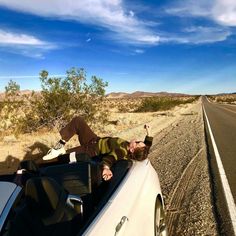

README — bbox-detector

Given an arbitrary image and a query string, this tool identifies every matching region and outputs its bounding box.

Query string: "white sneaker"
[43,147,66,160]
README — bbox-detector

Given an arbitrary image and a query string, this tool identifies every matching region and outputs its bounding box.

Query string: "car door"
[83,160,161,236]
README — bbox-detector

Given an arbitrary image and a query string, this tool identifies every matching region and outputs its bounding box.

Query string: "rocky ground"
[148,101,218,236]
[0,99,219,235]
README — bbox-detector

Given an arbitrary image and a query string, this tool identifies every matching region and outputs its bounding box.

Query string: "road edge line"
[203,105,236,235]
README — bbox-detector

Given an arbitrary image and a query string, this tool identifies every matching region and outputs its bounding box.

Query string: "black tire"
[154,195,168,236]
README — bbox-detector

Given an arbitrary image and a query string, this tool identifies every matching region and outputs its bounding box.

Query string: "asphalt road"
[202,96,236,235]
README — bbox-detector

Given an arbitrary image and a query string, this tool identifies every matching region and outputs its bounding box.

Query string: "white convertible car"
[0,154,167,236]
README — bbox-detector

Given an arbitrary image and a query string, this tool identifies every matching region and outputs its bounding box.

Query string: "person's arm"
[144,124,153,156]
[144,124,153,144]
[100,153,116,181]
[101,147,128,181]
[144,124,152,137]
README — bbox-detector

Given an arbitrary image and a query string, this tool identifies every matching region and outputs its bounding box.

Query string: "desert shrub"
[19,68,108,132]
[117,100,131,112]
[206,95,215,102]
[216,96,236,103]
[117,98,141,112]
[1,68,108,133]
[135,96,197,112]
[225,98,236,103]
[0,101,3,110]
[207,94,236,104]
[0,80,24,133]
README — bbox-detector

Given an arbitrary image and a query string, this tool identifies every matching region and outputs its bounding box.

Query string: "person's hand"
[144,124,151,136]
[102,166,113,181]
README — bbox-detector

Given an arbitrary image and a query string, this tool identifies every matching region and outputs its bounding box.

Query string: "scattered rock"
[149,102,218,235]
[3,135,18,143]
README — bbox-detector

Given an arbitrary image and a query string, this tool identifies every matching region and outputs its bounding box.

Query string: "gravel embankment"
[149,102,218,236]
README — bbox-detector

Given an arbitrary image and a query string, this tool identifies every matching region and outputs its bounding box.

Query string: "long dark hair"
[129,146,149,161]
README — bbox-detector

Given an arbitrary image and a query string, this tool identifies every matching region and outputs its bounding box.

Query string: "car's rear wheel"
[155,195,168,236]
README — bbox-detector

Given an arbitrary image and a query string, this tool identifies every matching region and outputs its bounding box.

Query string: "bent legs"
[60,116,99,146]
[42,116,98,161]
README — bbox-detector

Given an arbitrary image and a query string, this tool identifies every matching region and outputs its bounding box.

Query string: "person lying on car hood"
[43,116,153,181]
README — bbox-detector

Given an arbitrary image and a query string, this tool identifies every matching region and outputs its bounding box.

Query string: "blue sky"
[0,0,236,95]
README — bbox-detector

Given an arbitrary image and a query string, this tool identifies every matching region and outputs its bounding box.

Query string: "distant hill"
[216,92,236,96]
[0,90,38,101]
[106,91,189,98]
[0,90,190,101]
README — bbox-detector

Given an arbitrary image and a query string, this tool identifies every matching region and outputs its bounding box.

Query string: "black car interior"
[0,154,133,236]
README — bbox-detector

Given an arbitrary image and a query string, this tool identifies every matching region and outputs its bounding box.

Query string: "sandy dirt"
[0,99,218,235]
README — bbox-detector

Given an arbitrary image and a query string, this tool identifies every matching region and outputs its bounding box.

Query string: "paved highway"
[202,96,236,235]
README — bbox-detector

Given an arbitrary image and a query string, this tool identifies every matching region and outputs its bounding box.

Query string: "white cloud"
[134,49,144,54]
[0,0,160,45]
[0,29,49,46]
[0,29,56,58]
[184,26,231,43]
[166,0,236,27]
[129,11,134,17]
[160,26,231,44]
[86,38,91,42]
[213,0,236,26]
[1,0,233,47]
[163,0,235,44]
[165,0,212,18]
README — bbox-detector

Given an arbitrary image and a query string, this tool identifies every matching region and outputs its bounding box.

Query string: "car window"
[0,190,24,236]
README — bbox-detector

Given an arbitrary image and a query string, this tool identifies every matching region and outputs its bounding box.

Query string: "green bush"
[216,97,236,103]
[1,67,108,133]
[135,97,197,112]
[0,80,24,134]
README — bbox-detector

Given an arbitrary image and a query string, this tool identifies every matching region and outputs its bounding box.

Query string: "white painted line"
[203,105,236,235]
